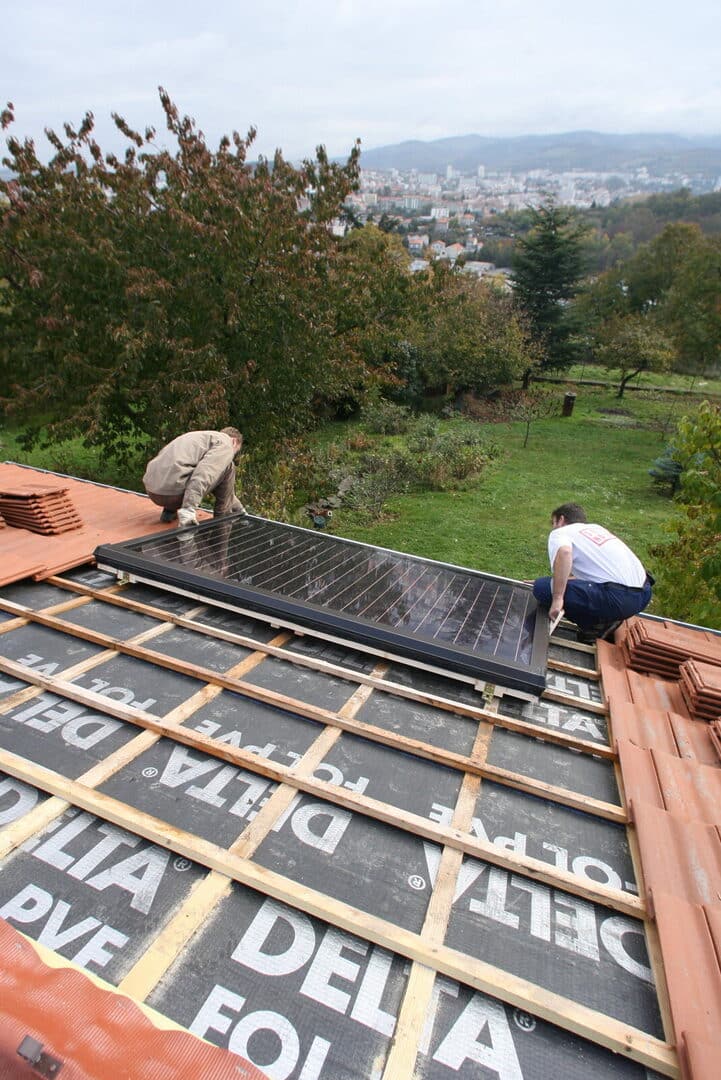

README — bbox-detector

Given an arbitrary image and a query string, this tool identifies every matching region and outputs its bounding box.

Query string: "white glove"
[177,507,198,528]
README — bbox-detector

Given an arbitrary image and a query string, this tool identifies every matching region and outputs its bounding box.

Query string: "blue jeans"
[532,577,652,630]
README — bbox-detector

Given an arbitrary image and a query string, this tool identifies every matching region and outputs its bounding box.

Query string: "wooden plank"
[383,724,488,1078]
[0,747,677,1077]
[542,687,607,716]
[116,664,384,1001]
[0,605,620,811]
[548,657,600,680]
[0,656,634,910]
[550,635,597,655]
[0,637,287,860]
[47,577,614,760]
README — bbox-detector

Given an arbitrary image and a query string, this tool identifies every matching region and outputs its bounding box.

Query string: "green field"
[2,385,703,611]
[327,389,684,589]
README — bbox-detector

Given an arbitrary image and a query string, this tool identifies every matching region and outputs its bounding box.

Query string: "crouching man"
[532,502,652,643]
[143,427,246,527]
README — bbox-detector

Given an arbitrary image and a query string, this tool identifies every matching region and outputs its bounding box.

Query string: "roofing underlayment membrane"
[0,462,720,1080]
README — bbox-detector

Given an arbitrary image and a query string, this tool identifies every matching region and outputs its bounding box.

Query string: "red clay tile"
[680,1032,721,1080]
[608,701,680,756]
[0,463,211,586]
[651,749,721,826]
[596,639,633,706]
[652,891,721,1060]
[710,722,721,765]
[670,712,721,766]
[630,801,721,912]
[624,616,721,678]
[616,738,664,810]
[626,668,689,715]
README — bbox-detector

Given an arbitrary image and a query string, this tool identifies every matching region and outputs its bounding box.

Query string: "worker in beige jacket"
[143,427,246,526]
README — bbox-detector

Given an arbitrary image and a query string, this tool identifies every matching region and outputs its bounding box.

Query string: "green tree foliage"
[409,264,537,396]
[662,234,721,374]
[578,223,721,378]
[593,313,674,397]
[511,201,587,383]
[650,402,721,628]
[0,93,399,459]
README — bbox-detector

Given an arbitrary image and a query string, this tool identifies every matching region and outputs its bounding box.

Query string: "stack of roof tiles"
[0,512,5,529]
[0,483,83,535]
[680,659,721,722]
[617,616,721,679]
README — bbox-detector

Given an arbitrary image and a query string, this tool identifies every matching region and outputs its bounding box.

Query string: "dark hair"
[551,502,587,524]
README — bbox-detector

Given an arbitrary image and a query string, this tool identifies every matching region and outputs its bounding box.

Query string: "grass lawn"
[553,363,721,396]
[325,387,692,593]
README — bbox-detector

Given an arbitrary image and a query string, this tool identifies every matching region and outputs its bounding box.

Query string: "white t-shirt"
[548,522,647,587]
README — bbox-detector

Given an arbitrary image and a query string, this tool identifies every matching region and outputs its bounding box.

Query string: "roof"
[0,462,212,587]
[0,466,720,1080]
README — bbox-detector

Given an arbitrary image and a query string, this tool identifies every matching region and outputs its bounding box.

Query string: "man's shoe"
[159,509,177,523]
[598,619,623,642]
[576,620,623,645]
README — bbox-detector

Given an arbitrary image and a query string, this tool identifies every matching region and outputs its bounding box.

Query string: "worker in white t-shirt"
[532,502,652,643]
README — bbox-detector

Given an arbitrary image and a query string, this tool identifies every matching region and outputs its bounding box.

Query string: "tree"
[408,264,537,397]
[511,200,587,385]
[650,402,721,628]
[662,234,721,375]
[0,92,385,460]
[593,313,674,397]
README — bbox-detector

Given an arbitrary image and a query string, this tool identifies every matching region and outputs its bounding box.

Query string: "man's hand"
[177,507,198,528]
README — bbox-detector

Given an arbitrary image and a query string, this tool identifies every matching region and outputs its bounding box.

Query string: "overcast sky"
[3,1,720,164]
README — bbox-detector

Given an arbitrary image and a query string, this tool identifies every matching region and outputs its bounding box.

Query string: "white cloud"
[2,0,719,162]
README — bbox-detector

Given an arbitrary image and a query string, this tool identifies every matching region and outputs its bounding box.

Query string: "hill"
[359,131,721,176]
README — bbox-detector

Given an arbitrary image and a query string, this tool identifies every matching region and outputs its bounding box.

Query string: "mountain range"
[358,132,721,175]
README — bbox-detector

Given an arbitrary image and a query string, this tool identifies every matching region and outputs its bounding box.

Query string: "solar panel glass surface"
[96,516,548,693]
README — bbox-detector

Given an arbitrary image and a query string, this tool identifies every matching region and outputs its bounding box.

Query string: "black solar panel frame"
[95,516,548,694]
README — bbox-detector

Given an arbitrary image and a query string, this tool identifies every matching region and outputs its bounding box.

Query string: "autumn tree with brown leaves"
[0,91,392,459]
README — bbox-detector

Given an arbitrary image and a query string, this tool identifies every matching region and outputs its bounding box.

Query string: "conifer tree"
[512,201,587,386]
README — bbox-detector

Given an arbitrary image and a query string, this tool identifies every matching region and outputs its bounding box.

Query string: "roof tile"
[0,463,211,586]
[630,800,721,911]
[652,891,721,1075]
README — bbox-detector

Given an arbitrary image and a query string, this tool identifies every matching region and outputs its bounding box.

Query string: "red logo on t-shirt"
[579,527,614,546]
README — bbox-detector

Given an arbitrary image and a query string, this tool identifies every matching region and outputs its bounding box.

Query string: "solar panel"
[95,516,548,694]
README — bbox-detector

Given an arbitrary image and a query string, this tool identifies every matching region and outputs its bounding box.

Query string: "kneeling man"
[143,427,246,527]
[533,502,652,643]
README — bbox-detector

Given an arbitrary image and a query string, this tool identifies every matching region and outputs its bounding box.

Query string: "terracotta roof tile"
[620,738,721,825]
[0,463,211,586]
[608,700,680,756]
[622,616,721,678]
[596,638,632,705]
[710,721,721,764]
[652,891,721,1078]
[680,659,721,722]
[616,737,664,808]
[669,712,721,766]
[680,1032,721,1080]
[630,800,721,911]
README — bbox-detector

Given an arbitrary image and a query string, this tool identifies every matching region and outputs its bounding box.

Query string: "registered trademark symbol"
[513,1010,536,1032]
[173,858,192,872]
[408,874,426,891]
[141,767,158,778]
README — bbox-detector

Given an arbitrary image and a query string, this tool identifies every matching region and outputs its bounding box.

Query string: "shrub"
[649,446,683,495]
[361,399,413,435]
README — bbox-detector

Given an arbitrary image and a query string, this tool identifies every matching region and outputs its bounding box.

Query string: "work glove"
[177,507,198,528]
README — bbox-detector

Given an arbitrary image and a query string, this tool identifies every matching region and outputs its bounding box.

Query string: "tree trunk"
[617,367,644,398]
